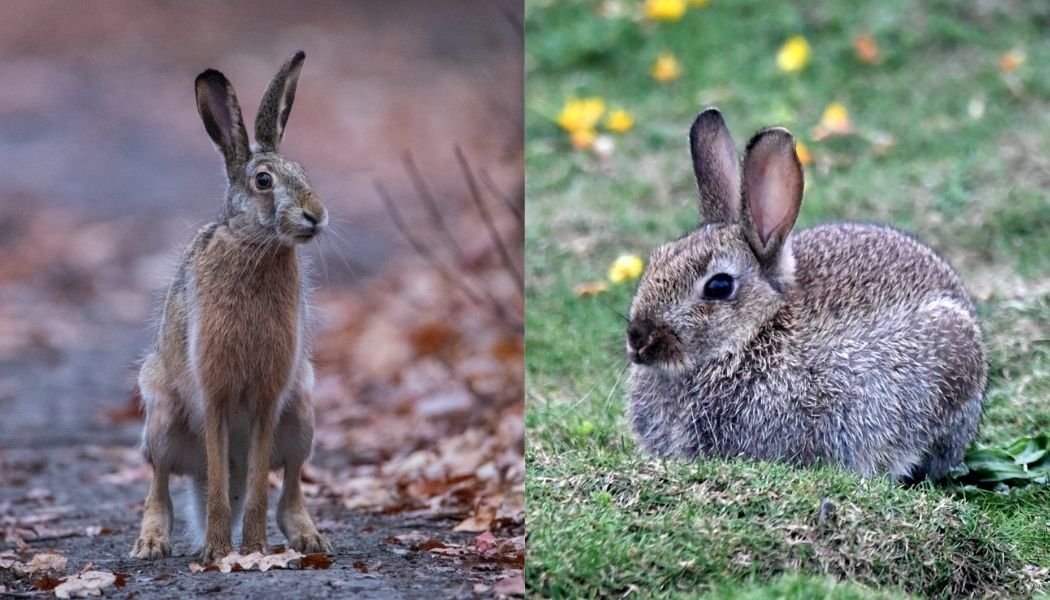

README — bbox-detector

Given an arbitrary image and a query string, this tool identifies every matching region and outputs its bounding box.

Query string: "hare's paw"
[240,541,269,555]
[289,531,332,554]
[130,534,171,559]
[200,541,233,564]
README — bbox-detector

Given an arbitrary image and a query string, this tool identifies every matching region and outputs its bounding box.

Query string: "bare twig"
[479,167,523,225]
[376,181,523,333]
[402,152,469,259]
[454,146,524,296]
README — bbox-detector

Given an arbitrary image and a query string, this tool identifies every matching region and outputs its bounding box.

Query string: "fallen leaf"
[776,36,810,73]
[54,570,116,599]
[32,573,64,591]
[257,549,303,572]
[475,531,497,552]
[853,34,880,64]
[299,553,333,570]
[5,551,67,575]
[493,572,525,596]
[574,281,608,297]
[812,102,852,140]
[999,49,1025,73]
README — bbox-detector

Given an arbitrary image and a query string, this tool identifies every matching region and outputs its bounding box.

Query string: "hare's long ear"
[690,108,741,224]
[741,127,803,265]
[255,51,305,153]
[196,69,250,177]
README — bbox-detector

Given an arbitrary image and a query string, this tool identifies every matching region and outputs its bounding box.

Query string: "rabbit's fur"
[131,52,332,562]
[626,109,985,482]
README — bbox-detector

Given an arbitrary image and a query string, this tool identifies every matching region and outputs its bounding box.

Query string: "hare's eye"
[255,172,273,190]
[702,273,734,300]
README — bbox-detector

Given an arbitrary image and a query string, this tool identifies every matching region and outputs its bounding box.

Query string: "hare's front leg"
[201,401,233,563]
[130,467,173,559]
[275,388,331,554]
[240,405,276,554]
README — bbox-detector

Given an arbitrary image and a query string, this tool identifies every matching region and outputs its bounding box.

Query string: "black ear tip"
[291,50,306,65]
[195,68,227,87]
[690,107,728,140]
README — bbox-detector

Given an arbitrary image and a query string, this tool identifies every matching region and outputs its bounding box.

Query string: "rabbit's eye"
[255,172,273,190]
[702,273,734,300]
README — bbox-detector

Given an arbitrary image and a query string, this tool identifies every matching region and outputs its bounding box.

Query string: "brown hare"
[131,51,332,562]
[626,108,986,482]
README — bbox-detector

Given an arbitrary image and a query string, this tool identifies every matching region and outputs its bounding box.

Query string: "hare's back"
[789,223,974,319]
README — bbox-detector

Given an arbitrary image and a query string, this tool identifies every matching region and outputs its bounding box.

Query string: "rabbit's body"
[132,53,331,562]
[629,223,984,479]
[626,110,985,481]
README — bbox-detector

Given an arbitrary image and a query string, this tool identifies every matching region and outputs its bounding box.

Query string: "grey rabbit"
[626,108,985,481]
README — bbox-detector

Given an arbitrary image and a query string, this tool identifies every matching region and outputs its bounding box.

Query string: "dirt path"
[1,2,523,598]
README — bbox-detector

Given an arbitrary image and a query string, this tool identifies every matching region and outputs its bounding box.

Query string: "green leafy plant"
[949,434,1050,490]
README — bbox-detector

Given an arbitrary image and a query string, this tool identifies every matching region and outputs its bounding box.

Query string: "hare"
[626,108,986,482]
[130,51,332,562]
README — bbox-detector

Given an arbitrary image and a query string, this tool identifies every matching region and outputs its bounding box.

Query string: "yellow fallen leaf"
[605,109,634,133]
[569,128,597,150]
[651,53,682,82]
[608,254,644,284]
[574,281,609,296]
[813,102,852,139]
[776,36,810,73]
[999,49,1025,73]
[795,140,812,166]
[556,97,606,134]
[853,34,880,64]
[644,0,686,21]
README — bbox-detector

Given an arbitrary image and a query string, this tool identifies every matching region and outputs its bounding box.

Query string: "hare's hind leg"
[131,467,173,559]
[274,382,332,554]
[131,360,178,559]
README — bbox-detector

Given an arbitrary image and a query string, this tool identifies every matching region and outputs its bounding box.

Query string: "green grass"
[525,1,1050,597]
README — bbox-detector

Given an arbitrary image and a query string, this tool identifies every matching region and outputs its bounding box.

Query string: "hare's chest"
[187,270,304,394]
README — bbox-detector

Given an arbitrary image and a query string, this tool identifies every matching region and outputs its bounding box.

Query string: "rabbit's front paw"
[289,532,332,554]
[130,534,171,559]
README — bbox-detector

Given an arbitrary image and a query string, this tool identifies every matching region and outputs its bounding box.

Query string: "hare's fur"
[131,53,331,561]
[626,110,985,481]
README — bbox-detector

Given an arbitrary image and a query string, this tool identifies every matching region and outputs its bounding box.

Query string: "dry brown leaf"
[31,573,64,591]
[454,502,497,532]
[256,549,304,572]
[26,552,66,574]
[299,553,334,570]
[54,570,116,598]
[493,572,525,597]
[573,281,608,296]
[853,34,880,64]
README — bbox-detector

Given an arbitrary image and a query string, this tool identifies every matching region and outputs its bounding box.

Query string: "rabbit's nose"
[627,318,657,364]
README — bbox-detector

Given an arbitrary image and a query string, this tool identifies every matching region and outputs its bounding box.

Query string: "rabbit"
[130,51,332,562]
[626,108,986,482]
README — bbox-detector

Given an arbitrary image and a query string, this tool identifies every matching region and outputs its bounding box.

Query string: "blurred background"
[0,1,523,595]
[525,1,1050,597]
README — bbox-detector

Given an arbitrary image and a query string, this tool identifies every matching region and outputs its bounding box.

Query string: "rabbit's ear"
[690,108,741,224]
[742,127,803,261]
[196,69,250,176]
[255,51,305,153]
